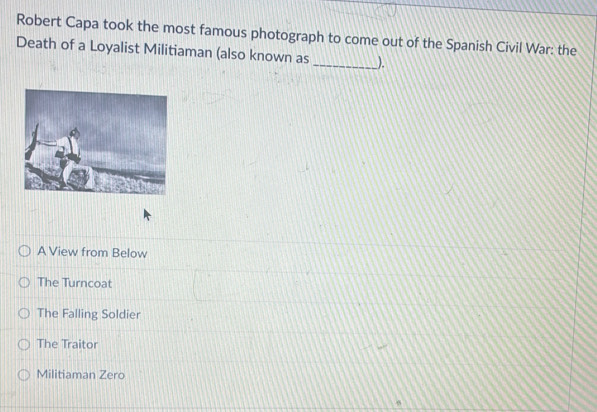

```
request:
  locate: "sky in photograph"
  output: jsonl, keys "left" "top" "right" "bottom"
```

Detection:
{"left": 25, "top": 90, "right": 167, "bottom": 173}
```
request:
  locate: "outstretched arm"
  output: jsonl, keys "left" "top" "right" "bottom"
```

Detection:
{"left": 37, "top": 140, "right": 57, "bottom": 147}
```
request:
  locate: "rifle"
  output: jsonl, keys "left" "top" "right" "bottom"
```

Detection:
{"left": 25, "top": 123, "right": 39, "bottom": 161}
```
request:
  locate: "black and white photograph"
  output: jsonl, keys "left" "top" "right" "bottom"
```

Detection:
{"left": 24, "top": 89, "right": 167, "bottom": 194}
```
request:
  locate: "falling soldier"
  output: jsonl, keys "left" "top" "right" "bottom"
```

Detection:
{"left": 35, "top": 127, "right": 95, "bottom": 190}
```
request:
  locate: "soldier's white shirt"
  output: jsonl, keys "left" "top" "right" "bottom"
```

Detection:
{"left": 55, "top": 136, "right": 80, "bottom": 156}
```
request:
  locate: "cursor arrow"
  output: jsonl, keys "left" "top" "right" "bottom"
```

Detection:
{"left": 143, "top": 209, "right": 151, "bottom": 221}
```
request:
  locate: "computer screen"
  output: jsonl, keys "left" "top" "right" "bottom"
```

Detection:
{"left": 2, "top": 0, "right": 596, "bottom": 410}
